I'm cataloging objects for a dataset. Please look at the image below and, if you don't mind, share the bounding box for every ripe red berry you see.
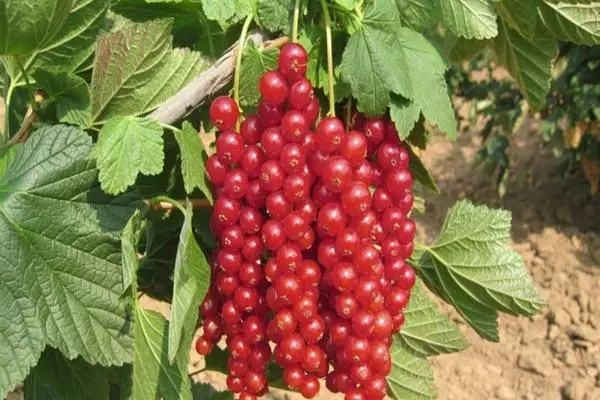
[259,160,285,192]
[323,156,353,193]
[278,43,308,82]
[317,202,347,236]
[283,364,305,389]
[341,181,371,217]
[216,131,244,164]
[259,70,288,105]
[385,168,413,194]
[363,118,386,145]
[341,130,368,167]
[288,77,314,109]
[205,154,228,185]
[210,96,239,130]
[281,110,309,143]
[300,374,320,398]
[195,336,213,355]
[240,115,261,144]
[316,117,346,154]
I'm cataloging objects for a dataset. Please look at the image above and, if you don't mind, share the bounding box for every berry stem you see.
[150,196,189,214]
[292,0,301,43]
[234,13,254,126]
[319,0,336,117]
[345,97,352,131]
[15,55,38,113]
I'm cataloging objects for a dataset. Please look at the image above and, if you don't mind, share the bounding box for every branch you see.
[150,32,288,125]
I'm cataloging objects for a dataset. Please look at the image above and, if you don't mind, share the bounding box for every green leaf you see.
[90,19,210,125]
[436,0,499,39]
[387,339,436,400]
[174,122,214,201]
[0,0,74,55]
[340,0,403,115]
[134,307,192,400]
[2,0,110,86]
[0,144,20,177]
[395,0,436,31]
[121,210,141,297]
[239,44,279,107]
[496,0,539,39]
[90,116,164,195]
[33,71,90,127]
[256,0,293,33]
[201,0,236,21]
[493,21,558,111]
[168,200,211,364]
[335,0,360,10]
[417,200,546,341]
[408,142,439,193]
[538,1,600,45]
[399,279,469,356]
[24,347,109,400]
[389,95,420,139]
[341,5,456,137]
[0,125,137,398]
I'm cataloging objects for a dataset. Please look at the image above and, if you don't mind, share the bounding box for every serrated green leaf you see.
[0,0,74,55]
[387,339,436,400]
[538,1,600,45]
[201,0,236,21]
[0,144,20,176]
[174,122,214,201]
[493,21,558,111]
[400,279,469,356]
[436,0,499,39]
[90,19,210,125]
[408,142,439,193]
[24,347,109,400]
[395,0,436,31]
[0,125,137,398]
[496,0,539,39]
[2,0,109,86]
[239,44,279,107]
[340,0,403,115]
[390,95,420,139]
[418,200,546,341]
[33,70,90,127]
[134,307,192,400]
[168,200,211,364]
[91,116,164,195]
[407,116,428,150]
[256,0,293,33]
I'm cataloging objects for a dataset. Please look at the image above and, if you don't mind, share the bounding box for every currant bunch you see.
[199,41,418,400]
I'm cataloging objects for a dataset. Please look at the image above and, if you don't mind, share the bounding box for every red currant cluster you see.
[198,42,416,400]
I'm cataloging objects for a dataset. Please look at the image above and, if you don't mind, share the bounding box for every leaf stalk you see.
[292,0,302,43]
[234,13,254,128]
[319,0,336,117]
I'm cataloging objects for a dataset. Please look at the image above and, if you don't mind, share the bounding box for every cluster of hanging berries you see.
[197,42,416,400]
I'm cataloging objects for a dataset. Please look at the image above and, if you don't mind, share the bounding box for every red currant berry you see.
[259,160,285,192]
[261,219,286,251]
[300,374,320,399]
[316,117,346,154]
[341,130,368,167]
[385,168,413,194]
[323,155,353,193]
[205,154,228,185]
[281,110,309,143]
[240,115,261,144]
[223,169,249,199]
[257,100,284,127]
[195,336,213,355]
[288,77,314,109]
[317,202,347,236]
[363,118,386,145]
[259,70,288,105]
[210,96,239,131]
[278,43,308,81]
[341,181,371,217]
[216,131,244,164]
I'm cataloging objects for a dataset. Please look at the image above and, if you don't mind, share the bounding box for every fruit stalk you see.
[319,0,336,117]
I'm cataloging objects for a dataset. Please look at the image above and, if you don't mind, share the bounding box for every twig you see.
[188,367,206,378]
[146,198,211,211]
[150,31,289,125]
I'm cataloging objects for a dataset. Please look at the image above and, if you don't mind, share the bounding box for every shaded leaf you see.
[493,21,558,111]
[256,0,293,33]
[496,0,539,39]
[390,95,420,139]
[33,70,90,127]
[408,145,439,193]
[395,0,436,31]
[24,347,109,400]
